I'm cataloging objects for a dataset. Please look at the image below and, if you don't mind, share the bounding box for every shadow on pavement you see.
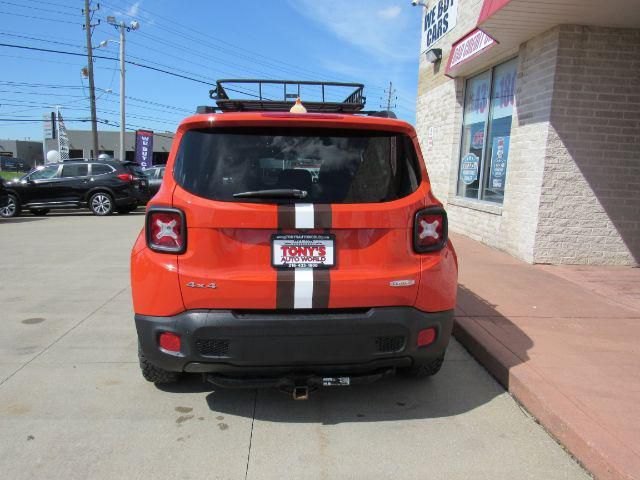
[0,217,46,224]
[2,210,146,219]
[157,283,535,424]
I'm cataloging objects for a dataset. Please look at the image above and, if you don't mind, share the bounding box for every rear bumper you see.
[135,307,454,375]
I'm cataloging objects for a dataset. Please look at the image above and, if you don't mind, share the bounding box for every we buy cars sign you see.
[135,130,153,168]
[421,0,458,53]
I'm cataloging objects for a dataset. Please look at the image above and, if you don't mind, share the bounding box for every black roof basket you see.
[208,79,366,113]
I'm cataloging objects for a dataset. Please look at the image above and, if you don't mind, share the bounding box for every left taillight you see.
[414,206,448,253]
[117,173,134,182]
[146,207,187,254]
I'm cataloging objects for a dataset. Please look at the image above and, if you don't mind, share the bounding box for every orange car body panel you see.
[130,112,457,316]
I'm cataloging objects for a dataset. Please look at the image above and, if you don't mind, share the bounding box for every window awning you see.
[446,0,640,77]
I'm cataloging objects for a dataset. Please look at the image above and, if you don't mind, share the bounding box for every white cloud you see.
[289,0,420,62]
[378,6,401,20]
[126,1,141,17]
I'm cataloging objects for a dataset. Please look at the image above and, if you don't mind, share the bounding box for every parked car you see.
[0,160,150,217]
[0,156,32,172]
[143,165,165,196]
[0,178,8,211]
[131,80,458,398]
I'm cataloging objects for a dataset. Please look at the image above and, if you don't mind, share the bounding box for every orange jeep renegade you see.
[131,80,458,397]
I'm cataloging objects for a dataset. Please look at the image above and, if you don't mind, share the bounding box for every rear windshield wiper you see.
[233,189,308,199]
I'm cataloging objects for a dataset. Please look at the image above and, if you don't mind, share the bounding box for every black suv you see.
[0,178,8,210]
[0,160,150,218]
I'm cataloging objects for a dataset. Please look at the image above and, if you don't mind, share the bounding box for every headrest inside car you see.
[277,169,312,192]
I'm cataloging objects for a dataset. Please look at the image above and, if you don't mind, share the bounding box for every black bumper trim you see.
[135,307,454,375]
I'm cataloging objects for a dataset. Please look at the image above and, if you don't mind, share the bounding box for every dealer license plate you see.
[322,377,350,387]
[272,234,335,269]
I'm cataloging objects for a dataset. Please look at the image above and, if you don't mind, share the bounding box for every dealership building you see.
[416,0,640,266]
[0,140,43,169]
[43,130,174,166]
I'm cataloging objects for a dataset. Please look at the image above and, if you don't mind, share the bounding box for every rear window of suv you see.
[173,127,421,203]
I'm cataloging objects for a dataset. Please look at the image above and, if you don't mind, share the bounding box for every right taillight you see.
[414,207,448,253]
[146,207,187,254]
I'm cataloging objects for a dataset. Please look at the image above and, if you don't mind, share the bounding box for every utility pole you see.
[382,82,397,113]
[118,23,125,162]
[105,16,139,161]
[83,0,100,159]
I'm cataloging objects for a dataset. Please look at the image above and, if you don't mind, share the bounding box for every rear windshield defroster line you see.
[173,127,422,204]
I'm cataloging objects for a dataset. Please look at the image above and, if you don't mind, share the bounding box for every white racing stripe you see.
[294,268,314,309]
[295,203,314,229]
[293,203,315,308]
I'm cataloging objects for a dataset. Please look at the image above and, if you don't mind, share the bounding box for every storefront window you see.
[457,58,517,204]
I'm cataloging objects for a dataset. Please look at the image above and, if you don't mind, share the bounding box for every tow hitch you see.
[206,369,394,399]
[292,386,309,401]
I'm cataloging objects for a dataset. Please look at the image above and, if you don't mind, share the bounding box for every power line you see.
[0,32,86,51]
[0,52,118,71]
[0,42,213,85]
[0,10,82,25]
[0,80,193,114]
[0,0,79,17]
[12,0,79,11]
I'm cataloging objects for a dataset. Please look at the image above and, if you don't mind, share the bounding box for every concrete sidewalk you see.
[452,233,640,480]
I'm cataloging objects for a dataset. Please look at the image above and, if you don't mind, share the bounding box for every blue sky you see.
[0,0,423,141]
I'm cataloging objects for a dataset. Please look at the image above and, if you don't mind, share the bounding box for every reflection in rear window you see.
[173,128,421,203]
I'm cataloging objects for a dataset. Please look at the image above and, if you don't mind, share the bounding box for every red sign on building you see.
[446,28,497,75]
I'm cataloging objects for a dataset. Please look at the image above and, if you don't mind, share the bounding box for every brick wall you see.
[500,28,560,262]
[416,79,458,202]
[535,26,640,265]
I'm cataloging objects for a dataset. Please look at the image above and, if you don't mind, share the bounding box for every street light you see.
[99,16,140,162]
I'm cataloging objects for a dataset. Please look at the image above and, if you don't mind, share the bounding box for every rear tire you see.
[0,194,20,218]
[89,192,114,216]
[400,353,445,378]
[29,208,50,216]
[138,344,180,384]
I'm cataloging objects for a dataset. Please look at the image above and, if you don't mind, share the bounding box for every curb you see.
[453,316,638,480]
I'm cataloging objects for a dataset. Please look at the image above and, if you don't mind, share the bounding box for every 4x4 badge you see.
[186,282,217,289]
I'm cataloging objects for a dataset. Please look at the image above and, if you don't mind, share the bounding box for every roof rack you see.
[209,79,366,113]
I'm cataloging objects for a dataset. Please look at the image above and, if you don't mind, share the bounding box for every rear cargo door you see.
[171,127,425,310]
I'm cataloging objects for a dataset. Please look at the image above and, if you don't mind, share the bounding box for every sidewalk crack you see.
[244,389,258,480]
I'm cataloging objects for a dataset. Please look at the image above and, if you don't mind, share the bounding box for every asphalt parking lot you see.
[0,212,590,480]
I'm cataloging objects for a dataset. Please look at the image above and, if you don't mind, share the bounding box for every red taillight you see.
[117,173,134,182]
[417,328,436,347]
[159,332,181,352]
[414,207,448,253]
[146,208,186,253]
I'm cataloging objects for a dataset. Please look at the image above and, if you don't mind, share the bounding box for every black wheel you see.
[0,194,20,218]
[138,344,180,384]
[116,206,136,214]
[29,208,50,216]
[89,192,114,216]
[400,353,445,378]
